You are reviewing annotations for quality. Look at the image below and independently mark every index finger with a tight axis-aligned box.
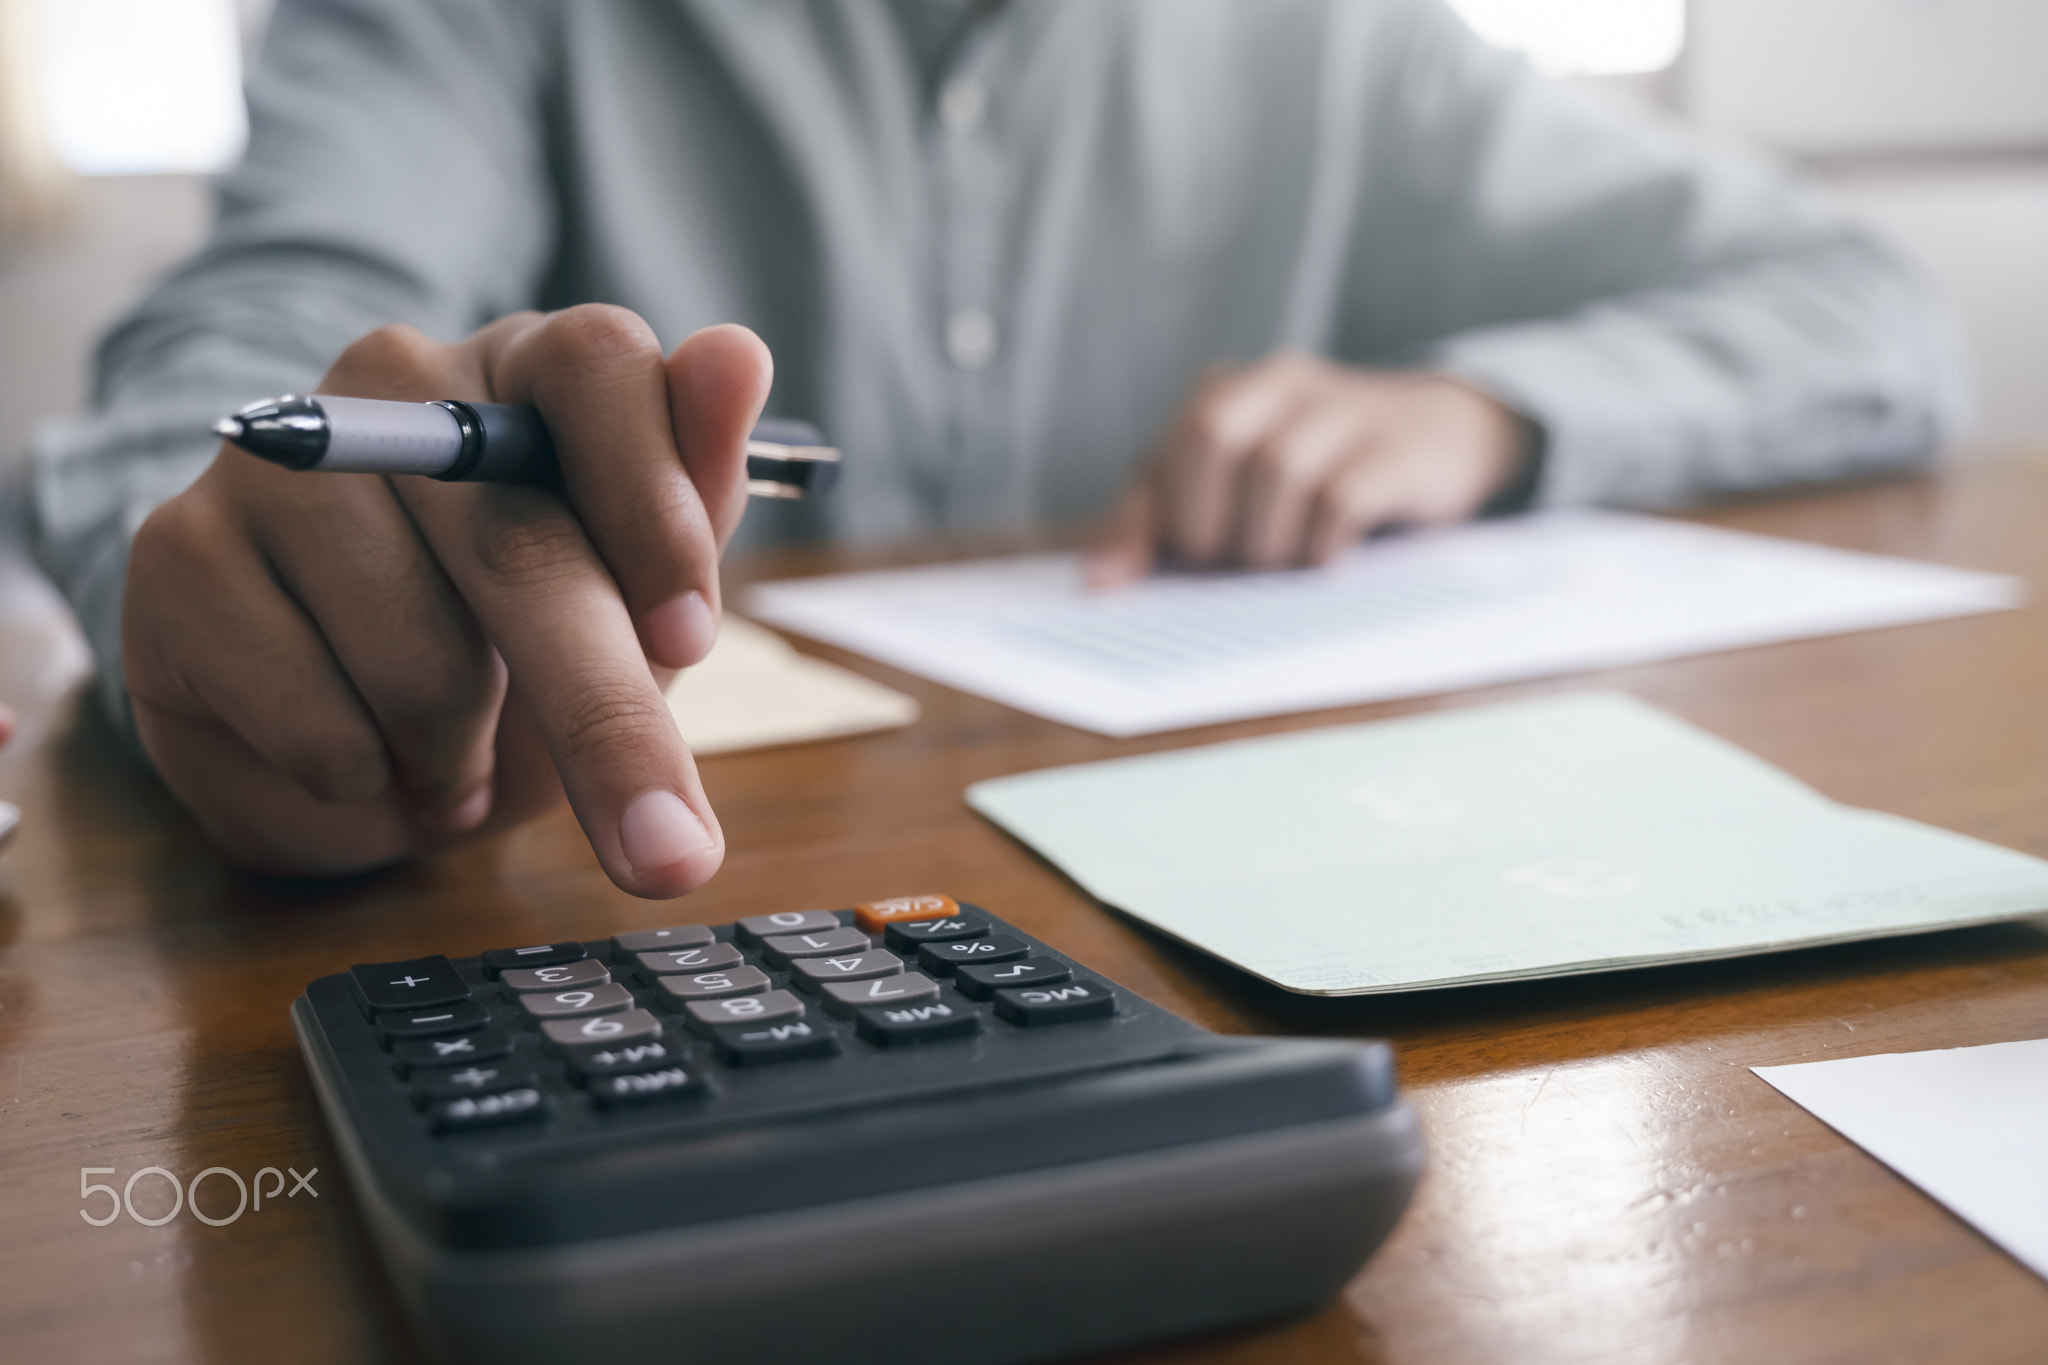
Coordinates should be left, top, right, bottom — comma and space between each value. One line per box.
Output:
397, 476, 723, 897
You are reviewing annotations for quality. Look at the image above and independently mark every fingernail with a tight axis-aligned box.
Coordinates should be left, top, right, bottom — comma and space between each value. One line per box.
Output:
618, 788, 717, 880
444, 784, 492, 833
645, 591, 718, 668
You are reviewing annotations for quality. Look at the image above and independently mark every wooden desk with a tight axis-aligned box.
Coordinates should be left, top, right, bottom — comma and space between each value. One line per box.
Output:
5, 464, 2048, 1365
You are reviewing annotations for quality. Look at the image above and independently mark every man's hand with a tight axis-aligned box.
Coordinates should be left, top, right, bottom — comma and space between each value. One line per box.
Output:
124, 307, 773, 897
1089, 353, 1526, 584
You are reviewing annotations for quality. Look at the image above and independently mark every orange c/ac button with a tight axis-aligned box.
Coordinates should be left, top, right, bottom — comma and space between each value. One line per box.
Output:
853, 894, 959, 935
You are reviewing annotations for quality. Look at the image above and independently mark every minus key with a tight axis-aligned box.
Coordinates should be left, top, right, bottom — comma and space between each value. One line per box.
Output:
376, 999, 492, 1045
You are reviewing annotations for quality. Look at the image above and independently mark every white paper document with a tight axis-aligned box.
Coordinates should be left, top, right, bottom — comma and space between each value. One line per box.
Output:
1755, 1040, 2048, 1282
747, 512, 2020, 737
965, 692, 2048, 995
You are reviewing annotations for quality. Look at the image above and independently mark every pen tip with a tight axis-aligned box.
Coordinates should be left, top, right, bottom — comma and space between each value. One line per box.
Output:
212, 416, 244, 442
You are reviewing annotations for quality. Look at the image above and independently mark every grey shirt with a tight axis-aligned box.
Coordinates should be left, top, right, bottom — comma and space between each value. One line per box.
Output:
33, 0, 1959, 717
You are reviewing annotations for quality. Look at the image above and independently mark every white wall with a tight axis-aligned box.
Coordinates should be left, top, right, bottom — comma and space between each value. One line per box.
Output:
1689, 0, 2048, 157
1820, 161, 2048, 455
0, 173, 211, 487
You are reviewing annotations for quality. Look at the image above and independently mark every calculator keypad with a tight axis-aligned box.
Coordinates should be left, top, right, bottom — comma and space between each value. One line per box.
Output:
340, 900, 1128, 1139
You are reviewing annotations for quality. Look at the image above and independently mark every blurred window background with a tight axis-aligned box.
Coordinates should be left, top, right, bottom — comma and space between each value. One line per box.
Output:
0, 0, 266, 517
1449, 0, 1684, 76
43, 0, 249, 176
2, 0, 2047, 520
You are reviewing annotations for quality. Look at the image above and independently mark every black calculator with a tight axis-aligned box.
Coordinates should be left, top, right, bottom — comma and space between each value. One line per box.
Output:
293, 896, 1424, 1365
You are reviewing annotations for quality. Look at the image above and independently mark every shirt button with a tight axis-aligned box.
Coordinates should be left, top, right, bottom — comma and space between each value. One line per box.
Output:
945, 308, 999, 370
938, 77, 987, 135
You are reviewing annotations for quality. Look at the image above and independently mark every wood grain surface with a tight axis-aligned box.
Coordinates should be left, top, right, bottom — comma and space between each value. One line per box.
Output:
4, 464, 2048, 1365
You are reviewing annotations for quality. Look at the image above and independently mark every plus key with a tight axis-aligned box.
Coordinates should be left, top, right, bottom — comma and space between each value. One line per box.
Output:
349, 955, 472, 1015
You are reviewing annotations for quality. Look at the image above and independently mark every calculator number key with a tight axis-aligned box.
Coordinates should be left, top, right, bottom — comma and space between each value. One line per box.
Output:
759, 926, 871, 967
519, 982, 634, 1019
479, 941, 588, 977
429, 1087, 549, 1134
683, 989, 805, 1034
917, 934, 1028, 975
852, 893, 958, 935
993, 977, 1118, 1026
855, 999, 982, 1046
709, 1018, 840, 1066
634, 942, 745, 977
735, 909, 841, 944
656, 965, 771, 1002
954, 956, 1071, 1001
541, 1007, 664, 1049
790, 950, 904, 993
499, 959, 611, 992
820, 971, 940, 1018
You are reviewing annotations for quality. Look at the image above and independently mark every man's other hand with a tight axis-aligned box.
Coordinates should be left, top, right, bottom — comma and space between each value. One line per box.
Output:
123, 308, 773, 897
1088, 353, 1524, 585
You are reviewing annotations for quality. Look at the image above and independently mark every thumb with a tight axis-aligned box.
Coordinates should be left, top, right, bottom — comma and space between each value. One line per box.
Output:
666, 324, 775, 553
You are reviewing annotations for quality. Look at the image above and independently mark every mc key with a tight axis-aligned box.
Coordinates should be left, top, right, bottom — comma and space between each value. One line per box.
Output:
993, 976, 1118, 1026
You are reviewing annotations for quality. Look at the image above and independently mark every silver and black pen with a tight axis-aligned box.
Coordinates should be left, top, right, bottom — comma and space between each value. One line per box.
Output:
213, 394, 841, 500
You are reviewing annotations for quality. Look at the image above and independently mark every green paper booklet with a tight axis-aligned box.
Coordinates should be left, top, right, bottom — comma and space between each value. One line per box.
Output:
966, 692, 2048, 995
